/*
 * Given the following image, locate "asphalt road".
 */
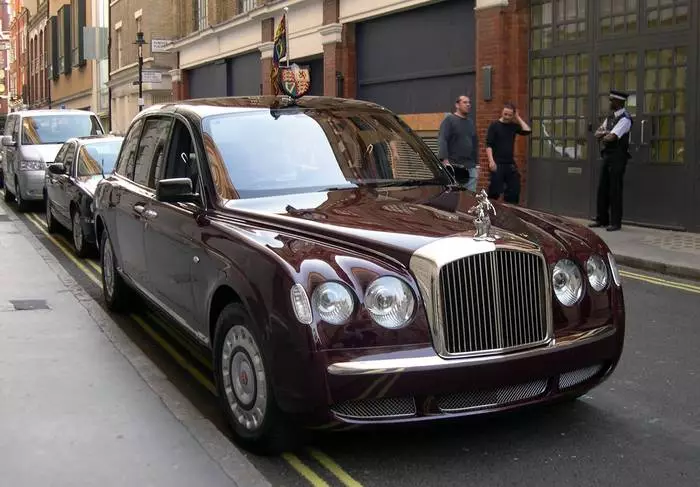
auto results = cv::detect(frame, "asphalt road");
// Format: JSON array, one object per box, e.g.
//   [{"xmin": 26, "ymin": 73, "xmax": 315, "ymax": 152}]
[{"xmin": 6, "ymin": 198, "xmax": 699, "ymax": 487}]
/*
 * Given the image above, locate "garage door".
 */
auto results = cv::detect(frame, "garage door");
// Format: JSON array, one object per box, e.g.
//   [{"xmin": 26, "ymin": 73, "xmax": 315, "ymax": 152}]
[
  {"xmin": 227, "ymin": 51, "xmax": 262, "ymax": 96},
  {"xmin": 356, "ymin": 0, "xmax": 476, "ymax": 115},
  {"xmin": 188, "ymin": 61, "xmax": 227, "ymax": 99}
]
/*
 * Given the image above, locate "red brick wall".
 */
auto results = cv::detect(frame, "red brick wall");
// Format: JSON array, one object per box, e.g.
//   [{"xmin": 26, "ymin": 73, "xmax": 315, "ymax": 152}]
[
  {"xmin": 322, "ymin": 0, "xmax": 356, "ymax": 98},
  {"xmin": 475, "ymin": 0, "xmax": 530, "ymax": 202},
  {"xmin": 261, "ymin": 17, "xmax": 274, "ymax": 95}
]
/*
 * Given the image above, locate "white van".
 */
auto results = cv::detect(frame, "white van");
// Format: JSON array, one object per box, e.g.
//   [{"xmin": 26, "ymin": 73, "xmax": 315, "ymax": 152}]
[{"xmin": 1, "ymin": 109, "xmax": 105, "ymax": 211}]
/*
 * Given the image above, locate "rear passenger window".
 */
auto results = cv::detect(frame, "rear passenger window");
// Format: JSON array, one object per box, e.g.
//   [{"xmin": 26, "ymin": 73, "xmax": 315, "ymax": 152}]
[
  {"xmin": 114, "ymin": 119, "xmax": 144, "ymax": 179},
  {"xmin": 132, "ymin": 117, "xmax": 172, "ymax": 188}
]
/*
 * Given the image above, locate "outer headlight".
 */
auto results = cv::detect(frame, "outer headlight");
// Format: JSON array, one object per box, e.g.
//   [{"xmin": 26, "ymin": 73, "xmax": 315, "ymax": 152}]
[
  {"xmin": 552, "ymin": 259, "xmax": 583, "ymax": 306},
  {"xmin": 311, "ymin": 282, "xmax": 355, "ymax": 325},
  {"xmin": 20, "ymin": 160, "xmax": 43, "ymax": 171},
  {"xmin": 586, "ymin": 254, "xmax": 610, "ymax": 291},
  {"xmin": 364, "ymin": 276, "xmax": 415, "ymax": 329}
]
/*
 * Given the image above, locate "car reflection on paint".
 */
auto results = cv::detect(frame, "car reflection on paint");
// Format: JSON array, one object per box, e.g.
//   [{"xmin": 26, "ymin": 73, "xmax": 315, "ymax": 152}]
[
  {"xmin": 44, "ymin": 135, "xmax": 124, "ymax": 256},
  {"xmin": 91, "ymin": 95, "xmax": 626, "ymax": 455}
]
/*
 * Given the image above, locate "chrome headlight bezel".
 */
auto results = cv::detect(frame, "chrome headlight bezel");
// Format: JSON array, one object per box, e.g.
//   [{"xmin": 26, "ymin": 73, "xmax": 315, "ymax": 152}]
[
  {"xmin": 364, "ymin": 276, "xmax": 416, "ymax": 330},
  {"xmin": 552, "ymin": 259, "xmax": 584, "ymax": 307}
]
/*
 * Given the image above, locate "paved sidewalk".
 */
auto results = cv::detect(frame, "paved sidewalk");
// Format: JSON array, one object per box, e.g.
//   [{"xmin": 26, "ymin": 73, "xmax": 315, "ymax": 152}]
[
  {"xmin": 568, "ymin": 217, "xmax": 700, "ymax": 281},
  {"xmin": 0, "ymin": 205, "xmax": 270, "ymax": 486}
]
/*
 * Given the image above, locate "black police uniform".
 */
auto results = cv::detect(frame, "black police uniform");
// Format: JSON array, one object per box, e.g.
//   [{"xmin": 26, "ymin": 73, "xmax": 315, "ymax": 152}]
[{"xmin": 593, "ymin": 91, "xmax": 633, "ymax": 231}]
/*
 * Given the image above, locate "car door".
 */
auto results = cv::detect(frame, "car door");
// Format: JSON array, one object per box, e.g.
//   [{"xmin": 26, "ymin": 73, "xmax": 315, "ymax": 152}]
[
  {"xmin": 143, "ymin": 116, "xmax": 207, "ymax": 339},
  {"xmin": 4, "ymin": 115, "xmax": 18, "ymax": 192},
  {"xmin": 109, "ymin": 118, "xmax": 151, "ymax": 285},
  {"xmin": 46, "ymin": 143, "xmax": 69, "ymax": 220},
  {"xmin": 54, "ymin": 142, "xmax": 77, "ymax": 221}
]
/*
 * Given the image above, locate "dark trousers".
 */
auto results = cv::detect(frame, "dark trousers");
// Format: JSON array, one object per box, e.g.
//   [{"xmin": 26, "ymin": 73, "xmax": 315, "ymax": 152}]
[
  {"xmin": 595, "ymin": 154, "xmax": 627, "ymax": 227},
  {"xmin": 487, "ymin": 163, "xmax": 520, "ymax": 204}
]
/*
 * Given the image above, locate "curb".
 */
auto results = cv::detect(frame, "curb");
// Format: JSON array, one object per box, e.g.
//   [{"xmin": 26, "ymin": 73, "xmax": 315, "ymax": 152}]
[{"xmin": 614, "ymin": 254, "xmax": 700, "ymax": 282}]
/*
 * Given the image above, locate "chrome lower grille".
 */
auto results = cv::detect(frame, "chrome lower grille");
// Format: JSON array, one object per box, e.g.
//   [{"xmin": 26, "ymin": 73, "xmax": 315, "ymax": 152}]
[
  {"xmin": 330, "ymin": 397, "xmax": 417, "ymax": 420},
  {"xmin": 437, "ymin": 380, "xmax": 548, "ymax": 413},
  {"xmin": 438, "ymin": 250, "xmax": 549, "ymax": 356},
  {"xmin": 559, "ymin": 364, "xmax": 604, "ymax": 390}
]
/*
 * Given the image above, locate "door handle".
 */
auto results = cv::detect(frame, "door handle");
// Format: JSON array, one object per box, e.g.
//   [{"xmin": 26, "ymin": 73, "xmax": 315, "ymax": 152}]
[
  {"xmin": 143, "ymin": 209, "xmax": 158, "ymax": 219},
  {"xmin": 133, "ymin": 204, "xmax": 145, "ymax": 215},
  {"xmin": 640, "ymin": 120, "xmax": 647, "ymax": 145}
]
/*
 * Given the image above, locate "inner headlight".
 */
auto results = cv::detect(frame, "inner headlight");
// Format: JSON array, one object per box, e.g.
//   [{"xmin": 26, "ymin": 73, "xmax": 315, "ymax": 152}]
[
  {"xmin": 20, "ymin": 160, "xmax": 43, "ymax": 171},
  {"xmin": 586, "ymin": 254, "xmax": 610, "ymax": 291},
  {"xmin": 552, "ymin": 259, "xmax": 583, "ymax": 306},
  {"xmin": 311, "ymin": 282, "xmax": 355, "ymax": 325},
  {"xmin": 364, "ymin": 276, "xmax": 415, "ymax": 329}
]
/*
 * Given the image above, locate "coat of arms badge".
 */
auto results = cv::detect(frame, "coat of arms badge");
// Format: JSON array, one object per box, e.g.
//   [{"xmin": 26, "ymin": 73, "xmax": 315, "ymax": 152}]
[{"xmin": 278, "ymin": 64, "xmax": 311, "ymax": 99}]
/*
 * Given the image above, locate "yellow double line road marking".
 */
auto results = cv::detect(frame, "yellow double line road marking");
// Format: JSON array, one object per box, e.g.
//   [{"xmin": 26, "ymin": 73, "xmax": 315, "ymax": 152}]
[
  {"xmin": 619, "ymin": 269, "xmax": 700, "ymax": 295},
  {"xmin": 21, "ymin": 210, "xmax": 364, "ymax": 487}
]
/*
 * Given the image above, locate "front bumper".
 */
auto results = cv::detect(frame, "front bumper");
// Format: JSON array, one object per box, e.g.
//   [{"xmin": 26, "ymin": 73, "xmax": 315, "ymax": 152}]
[
  {"xmin": 286, "ymin": 321, "xmax": 624, "ymax": 428},
  {"xmin": 17, "ymin": 170, "xmax": 46, "ymax": 201}
]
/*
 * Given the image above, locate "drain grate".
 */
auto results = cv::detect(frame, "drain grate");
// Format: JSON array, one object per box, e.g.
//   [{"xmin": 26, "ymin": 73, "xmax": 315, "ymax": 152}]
[{"xmin": 10, "ymin": 299, "xmax": 50, "ymax": 311}]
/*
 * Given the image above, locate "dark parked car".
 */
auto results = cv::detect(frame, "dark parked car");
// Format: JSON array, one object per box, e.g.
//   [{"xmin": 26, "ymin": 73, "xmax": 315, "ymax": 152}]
[
  {"xmin": 45, "ymin": 135, "xmax": 124, "ymax": 256},
  {"xmin": 92, "ymin": 96, "xmax": 626, "ymax": 454}
]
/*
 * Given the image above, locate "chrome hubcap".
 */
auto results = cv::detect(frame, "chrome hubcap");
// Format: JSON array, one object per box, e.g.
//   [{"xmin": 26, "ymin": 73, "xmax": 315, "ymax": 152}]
[
  {"xmin": 221, "ymin": 325, "xmax": 267, "ymax": 432},
  {"xmin": 102, "ymin": 238, "xmax": 114, "ymax": 298},
  {"xmin": 73, "ymin": 213, "xmax": 83, "ymax": 250}
]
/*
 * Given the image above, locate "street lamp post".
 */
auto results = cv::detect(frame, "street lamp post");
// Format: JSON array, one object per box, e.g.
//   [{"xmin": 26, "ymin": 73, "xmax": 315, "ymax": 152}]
[{"xmin": 135, "ymin": 32, "xmax": 146, "ymax": 112}]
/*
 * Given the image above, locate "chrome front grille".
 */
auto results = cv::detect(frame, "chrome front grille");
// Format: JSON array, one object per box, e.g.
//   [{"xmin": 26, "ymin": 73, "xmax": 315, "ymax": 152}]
[{"xmin": 438, "ymin": 249, "xmax": 549, "ymax": 356}]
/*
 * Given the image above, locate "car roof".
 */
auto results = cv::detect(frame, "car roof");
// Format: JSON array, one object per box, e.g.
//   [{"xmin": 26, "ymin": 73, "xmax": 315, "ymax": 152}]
[
  {"xmin": 66, "ymin": 135, "xmax": 124, "ymax": 147},
  {"xmin": 14, "ymin": 109, "xmax": 98, "ymax": 116},
  {"xmin": 138, "ymin": 96, "xmax": 389, "ymax": 120}
]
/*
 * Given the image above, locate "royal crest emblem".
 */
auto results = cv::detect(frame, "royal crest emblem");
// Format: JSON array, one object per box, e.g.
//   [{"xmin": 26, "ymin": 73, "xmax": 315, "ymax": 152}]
[
  {"xmin": 468, "ymin": 189, "xmax": 499, "ymax": 241},
  {"xmin": 278, "ymin": 64, "xmax": 311, "ymax": 99}
]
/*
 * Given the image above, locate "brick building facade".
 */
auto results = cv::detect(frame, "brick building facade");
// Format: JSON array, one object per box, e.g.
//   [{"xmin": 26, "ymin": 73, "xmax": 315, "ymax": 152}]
[
  {"xmin": 109, "ymin": 0, "xmax": 178, "ymax": 133},
  {"xmin": 166, "ymin": 0, "xmax": 700, "ymax": 232}
]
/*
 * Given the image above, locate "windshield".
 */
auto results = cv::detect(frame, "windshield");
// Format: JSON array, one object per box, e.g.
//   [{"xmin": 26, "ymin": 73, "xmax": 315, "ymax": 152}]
[
  {"xmin": 77, "ymin": 139, "xmax": 123, "ymax": 176},
  {"xmin": 22, "ymin": 114, "xmax": 103, "ymax": 145},
  {"xmin": 201, "ymin": 107, "xmax": 451, "ymax": 199}
]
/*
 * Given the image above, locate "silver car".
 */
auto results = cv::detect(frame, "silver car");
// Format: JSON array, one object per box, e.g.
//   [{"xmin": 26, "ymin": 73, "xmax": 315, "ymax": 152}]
[{"xmin": 1, "ymin": 109, "xmax": 105, "ymax": 211}]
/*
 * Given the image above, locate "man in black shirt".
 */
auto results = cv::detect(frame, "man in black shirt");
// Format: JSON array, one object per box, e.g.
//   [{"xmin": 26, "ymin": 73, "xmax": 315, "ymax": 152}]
[
  {"xmin": 438, "ymin": 95, "xmax": 479, "ymax": 191},
  {"xmin": 485, "ymin": 102, "xmax": 531, "ymax": 204}
]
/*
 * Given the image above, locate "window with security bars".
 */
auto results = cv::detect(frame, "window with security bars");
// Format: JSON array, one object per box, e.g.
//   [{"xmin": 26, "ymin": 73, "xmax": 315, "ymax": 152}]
[
  {"xmin": 643, "ymin": 46, "xmax": 686, "ymax": 164},
  {"xmin": 530, "ymin": 54, "xmax": 589, "ymax": 160},
  {"xmin": 596, "ymin": 51, "xmax": 638, "ymax": 121},
  {"xmin": 238, "ymin": 0, "xmax": 258, "ymax": 14},
  {"xmin": 645, "ymin": 0, "xmax": 689, "ymax": 28},
  {"xmin": 531, "ymin": 0, "xmax": 587, "ymax": 50}
]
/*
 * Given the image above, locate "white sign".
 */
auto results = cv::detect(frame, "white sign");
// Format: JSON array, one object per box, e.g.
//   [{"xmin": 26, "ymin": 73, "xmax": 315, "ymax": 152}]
[
  {"xmin": 142, "ymin": 70, "xmax": 162, "ymax": 83},
  {"xmin": 151, "ymin": 39, "xmax": 171, "ymax": 53}
]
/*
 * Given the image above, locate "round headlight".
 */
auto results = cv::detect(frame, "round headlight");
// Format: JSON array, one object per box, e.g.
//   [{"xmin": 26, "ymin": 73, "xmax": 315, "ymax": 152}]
[
  {"xmin": 311, "ymin": 282, "xmax": 355, "ymax": 325},
  {"xmin": 586, "ymin": 254, "xmax": 610, "ymax": 291},
  {"xmin": 364, "ymin": 276, "xmax": 415, "ymax": 329},
  {"xmin": 552, "ymin": 259, "xmax": 583, "ymax": 306}
]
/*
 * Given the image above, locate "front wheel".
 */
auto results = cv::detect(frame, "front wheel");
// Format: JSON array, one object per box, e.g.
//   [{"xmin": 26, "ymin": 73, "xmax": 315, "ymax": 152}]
[
  {"xmin": 213, "ymin": 303, "xmax": 298, "ymax": 455},
  {"xmin": 100, "ymin": 229, "xmax": 130, "ymax": 311}
]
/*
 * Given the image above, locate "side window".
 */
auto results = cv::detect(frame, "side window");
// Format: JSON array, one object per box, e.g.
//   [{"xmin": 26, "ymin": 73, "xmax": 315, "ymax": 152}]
[
  {"xmin": 114, "ymin": 119, "xmax": 144, "ymax": 179},
  {"xmin": 12, "ymin": 117, "xmax": 20, "ymax": 141},
  {"xmin": 132, "ymin": 117, "xmax": 173, "ymax": 188},
  {"xmin": 163, "ymin": 120, "xmax": 200, "ymax": 192},
  {"xmin": 53, "ymin": 144, "xmax": 69, "ymax": 164},
  {"xmin": 63, "ymin": 143, "xmax": 77, "ymax": 176}
]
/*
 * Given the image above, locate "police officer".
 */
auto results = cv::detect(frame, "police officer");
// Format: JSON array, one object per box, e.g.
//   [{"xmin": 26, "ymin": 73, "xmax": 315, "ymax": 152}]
[{"xmin": 590, "ymin": 89, "xmax": 633, "ymax": 232}]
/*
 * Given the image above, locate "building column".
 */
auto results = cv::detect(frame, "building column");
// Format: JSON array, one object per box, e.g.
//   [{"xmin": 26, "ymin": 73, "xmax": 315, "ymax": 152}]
[
  {"xmin": 321, "ymin": 0, "xmax": 355, "ymax": 98},
  {"xmin": 169, "ymin": 68, "xmax": 189, "ymax": 101},
  {"xmin": 260, "ymin": 18, "xmax": 274, "ymax": 95},
  {"xmin": 475, "ymin": 0, "xmax": 530, "ymax": 202}
]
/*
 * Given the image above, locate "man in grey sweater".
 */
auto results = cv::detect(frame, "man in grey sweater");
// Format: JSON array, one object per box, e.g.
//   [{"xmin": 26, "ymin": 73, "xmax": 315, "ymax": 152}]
[{"xmin": 438, "ymin": 95, "xmax": 479, "ymax": 191}]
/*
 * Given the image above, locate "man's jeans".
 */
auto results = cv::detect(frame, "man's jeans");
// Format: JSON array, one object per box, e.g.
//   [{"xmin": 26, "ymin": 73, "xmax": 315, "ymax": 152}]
[{"xmin": 453, "ymin": 165, "xmax": 479, "ymax": 192}]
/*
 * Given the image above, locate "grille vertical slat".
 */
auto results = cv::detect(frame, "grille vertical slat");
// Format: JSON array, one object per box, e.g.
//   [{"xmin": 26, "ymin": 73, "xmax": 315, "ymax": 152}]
[{"xmin": 438, "ymin": 250, "xmax": 549, "ymax": 356}]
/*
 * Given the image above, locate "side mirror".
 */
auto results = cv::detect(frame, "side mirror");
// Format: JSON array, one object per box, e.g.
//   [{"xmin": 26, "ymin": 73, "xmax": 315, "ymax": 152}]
[
  {"xmin": 1, "ymin": 135, "xmax": 16, "ymax": 147},
  {"xmin": 156, "ymin": 177, "xmax": 198, "ymax": 203},
  {"xmin": 48, "ymin": 163, "xmax": 66, "ymax": 175}
]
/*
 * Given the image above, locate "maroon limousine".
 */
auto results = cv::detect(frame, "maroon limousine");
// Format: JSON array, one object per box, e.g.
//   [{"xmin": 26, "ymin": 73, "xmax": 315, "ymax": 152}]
[{"xmin": 92, "ymin": 95, "xmax": 625, "ymax": 454}]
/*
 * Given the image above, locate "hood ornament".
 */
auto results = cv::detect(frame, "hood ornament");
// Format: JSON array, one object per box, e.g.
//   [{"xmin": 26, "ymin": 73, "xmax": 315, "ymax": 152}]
[{"xmin": 468, "ymin": 189, "xmax": 499, "ymax": 241}]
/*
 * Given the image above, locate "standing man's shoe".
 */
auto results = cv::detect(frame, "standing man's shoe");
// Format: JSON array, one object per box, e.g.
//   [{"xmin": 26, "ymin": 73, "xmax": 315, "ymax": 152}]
[{"xmin": 606, "ymin": 225, "xmax": 621, "ymax": 231}]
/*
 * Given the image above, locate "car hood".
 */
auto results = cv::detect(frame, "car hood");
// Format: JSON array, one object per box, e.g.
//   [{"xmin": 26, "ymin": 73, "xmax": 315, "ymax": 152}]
[
  {"xmin": 220, "ymin": 186, "xmax": 599, "ymax": 266},
  {"xmin": 22, "ymin": 144, "xmax": 63, "ymax": 163}
]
